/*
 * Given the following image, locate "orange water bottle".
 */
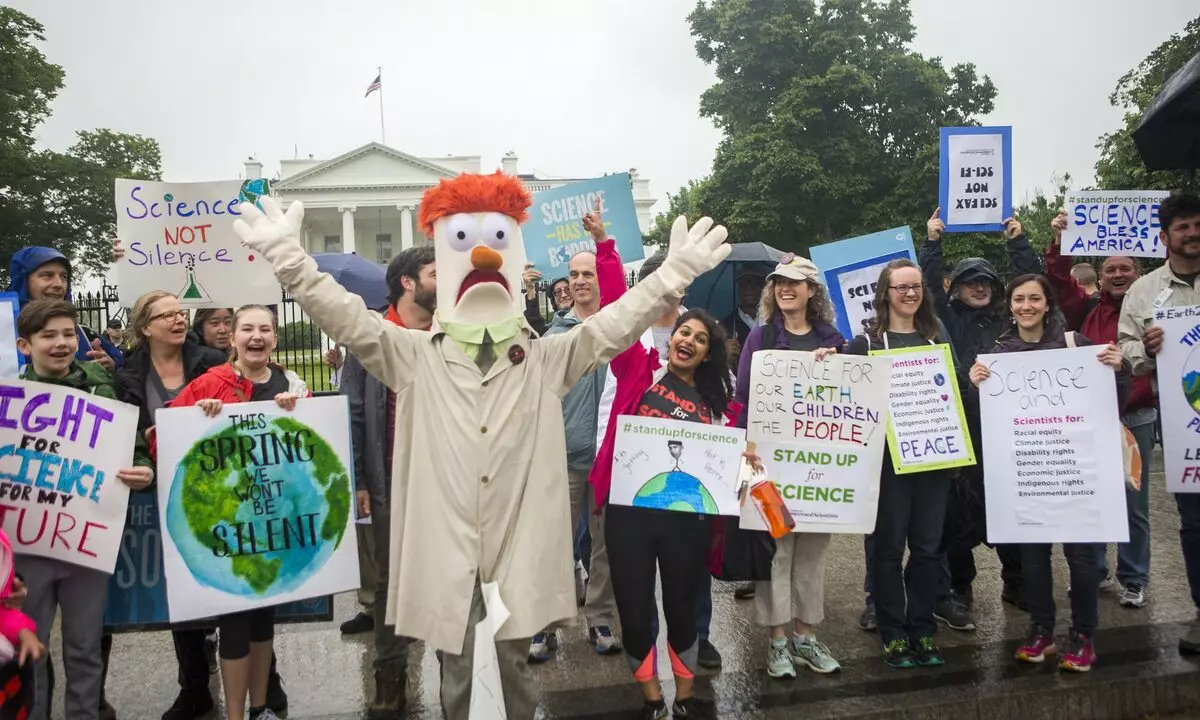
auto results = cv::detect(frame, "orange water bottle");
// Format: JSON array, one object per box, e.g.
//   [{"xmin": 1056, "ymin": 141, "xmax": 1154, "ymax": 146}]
[{"xmin": 742, "ymin": 442, "xmax": 795, "ymax": 539}]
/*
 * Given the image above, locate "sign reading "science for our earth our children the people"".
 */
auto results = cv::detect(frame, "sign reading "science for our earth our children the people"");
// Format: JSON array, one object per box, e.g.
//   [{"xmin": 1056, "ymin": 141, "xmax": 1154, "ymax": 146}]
[
  {"xmin": 0, "ymin": 380, "xmax": 138, "ymax": 573},
  {"xmin": 1061, "ymin": 191, "xmax": 1171, "ymax": 258},
  {"xmin": 978, "ymin": 345, "xmax": 1128, "ymax": 544},
  {"xmin": 745, "ymin": 351, "xmax": 892, "ymax": 534},
  {"xmin": 115, "ymin": 179, "xmax": 282, "ymax": 309},
  {"xmin": 1154, "ymin": 306, "xmax": 1200, "ymax": 493},
  {"xmin": 155, "ymin": 396, "xmax": 358, "ymax": 623}
]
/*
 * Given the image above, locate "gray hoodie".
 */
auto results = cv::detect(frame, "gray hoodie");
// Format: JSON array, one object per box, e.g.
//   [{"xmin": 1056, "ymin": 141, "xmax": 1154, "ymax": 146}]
[{"xmin": 545, "ymin": 309, "xmax": 607, "ymax": 471}]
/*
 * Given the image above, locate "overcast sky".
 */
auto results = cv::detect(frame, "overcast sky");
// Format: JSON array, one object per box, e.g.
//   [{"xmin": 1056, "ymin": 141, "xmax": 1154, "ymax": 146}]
[{"xmin": 15, "ymin": 0, "xmax": 1198, "ymax": 218}]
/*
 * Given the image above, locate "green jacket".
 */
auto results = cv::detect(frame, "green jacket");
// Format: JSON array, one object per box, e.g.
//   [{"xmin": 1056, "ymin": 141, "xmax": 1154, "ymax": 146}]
[{"xmin": 20, "ymin": 360, "xmax": 155, "ymax": 474}]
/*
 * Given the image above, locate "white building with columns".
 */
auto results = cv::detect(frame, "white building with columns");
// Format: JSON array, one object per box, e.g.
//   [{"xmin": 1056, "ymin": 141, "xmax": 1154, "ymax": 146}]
[{"xmin": 247, "ymin": 143, "xmax": 657, "ymax": 265}]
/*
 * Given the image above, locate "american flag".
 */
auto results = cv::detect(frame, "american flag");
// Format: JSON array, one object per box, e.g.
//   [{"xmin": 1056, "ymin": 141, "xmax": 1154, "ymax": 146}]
[{"xmin": 364, "ymin": 73, "xmax": 381, "ymax": 98}]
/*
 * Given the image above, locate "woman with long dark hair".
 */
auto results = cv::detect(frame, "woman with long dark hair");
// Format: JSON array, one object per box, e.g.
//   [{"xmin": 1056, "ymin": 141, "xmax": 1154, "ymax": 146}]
[
  {"xmin": 969, "ymin": 273, "xmax": 1128, "ymax": 672},
  {"xmin": 192, "ymin": 307, "xmax": 234, "ymax": 354},
  {"xmin": 848, "ymin": 258, "xmax": 955, "ymax": 668}
]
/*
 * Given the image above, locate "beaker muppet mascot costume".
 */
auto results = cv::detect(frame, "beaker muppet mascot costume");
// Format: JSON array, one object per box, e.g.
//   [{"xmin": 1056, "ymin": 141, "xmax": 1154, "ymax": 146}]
[{"xmin": 232, "ymin": 172, "xmax": 729, "ymax": 718}]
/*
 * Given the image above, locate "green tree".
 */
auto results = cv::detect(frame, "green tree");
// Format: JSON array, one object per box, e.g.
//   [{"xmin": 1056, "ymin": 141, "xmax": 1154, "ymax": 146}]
[
  {"xmin": 688, "ymin": 0, "xmax": 997, "ymax": 255},
  {"xmin": 644, "ymin": 179, "xmax": 710, "ymax": 250},
  {"xmin": 0, "ymin": 8, "xmax": 162, "ymax": 283},
  {"xmin": 278, "ymin": 321, "xmax": 322, "ymax": 352},
  {"xmin": 1094, "ymin": 15, "xmax": 1200, "ymax": 191}
]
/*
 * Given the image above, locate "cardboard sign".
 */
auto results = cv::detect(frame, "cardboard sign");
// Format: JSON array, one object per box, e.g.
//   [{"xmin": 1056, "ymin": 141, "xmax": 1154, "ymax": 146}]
[
  {"xmin": 939, "ymin": 126, "xmax": 1013, "ymax": 232},
  {"xmin": 522, "ymin": 173, "xmax": 645, "ymax": 274},
  {"xmin": 0, "ymin": 294, "xmax": 19, "ymax": 378},
  {"xmin": 809, "ymin": 226, "xmax": 917, "ymax": 339},
  {"xmin": 115, "ymin": 179, "xmax": 282, "ymax": 308},
  {"xmin": 871, "ymin": 344, "xmax": 975, "ymax": 474},
  {"xmin": 609, "ymin": 416, "xmax": 745, "ymax": 516},
  {"xmin": 1154, "ymin": 305, "xmax": 1200, "ymax": 493},
  {"xmin": 1062, "ymin": 191, "xmax": 1170, "ymax": 258},
  {"xmin": 156, "ymin": 396, "xmax": 358, "ymax": 622},
  {"xmin": 978, "ymin": 345, "xmax": 1128, "ymax": 543},
  {"xmin": 0, "ymin": 379, "xmax": 137, "ymax": 572},
  {"xmin": 744, "ymin": 351, "xmax": 892, "ymax": 533}
]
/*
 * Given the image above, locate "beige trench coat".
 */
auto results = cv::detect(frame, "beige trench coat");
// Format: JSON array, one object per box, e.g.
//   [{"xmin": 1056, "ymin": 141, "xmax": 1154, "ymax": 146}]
[{"xmin": 268, "ymin": 240, "xmax": 678, "ymax": 654}]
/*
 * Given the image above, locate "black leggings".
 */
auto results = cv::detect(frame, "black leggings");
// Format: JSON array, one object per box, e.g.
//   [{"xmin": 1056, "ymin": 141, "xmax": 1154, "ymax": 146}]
[
  {"xmin": 605, "ymin": 505, "xmax": 710, "ymax": 681},
  {"xmin": 218, "ymin": 608, "xmax": 275, "ymax": 660}
]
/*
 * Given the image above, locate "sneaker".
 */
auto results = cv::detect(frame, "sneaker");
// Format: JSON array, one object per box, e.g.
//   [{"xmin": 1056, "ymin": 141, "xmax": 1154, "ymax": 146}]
[
  {"xmin": 672, "ymin": 696, "xmax": 711, "ymax": 718},
  {"xmin": 697, "ymin": 638, "xmax": 722, "ymax": 669},
  {"xmin": 1099, "ymin": 575, "xmax": 1115, "ymax": 591},
  {"xmin": 250, "ymin": 708, "xmax": 281, "ymax": 720},
  {"xmin": 588, "ymin": 626, "xmax": 622, "ymax": 655},
  {"xmin": 99, "ymin": 698, "xmax": 117, "ymax": 720},
  {"xmin": 1058, "ymin": 631, "xmax": 1096, "ymax": 672},
  {"xmin": 161, "ymin": 690, "xmax": 215, "ymax": 720},
  {"xmin": 1001, "ymin": 582, "xmax": 1028, "ymax": 611},
  {"xmin": 882, "ymin": 638, "xmax": 916, "ymax": 669},
  {"xmin": 340, "ymin": 611, "xmax": 375, "ymax": 635},
  {"xmin": 952, "ymin": 587, "xmax": 975, "ymax": 610},
  {"xmin": 933, "ymin": 598, "xmax": 976, "ymax": 632},
  {"xmin": 913, "ymin": 636, "xmax": 944, "ymax": 667},
  {"xmin": 858, "ymin": 601, "xmax": 877, "ymax": 632},
  {"xmin": 1119, "ymin": 583, "xmax": 1147, "ymax": 608},
  {"xmin": 734, "ymin": 583, "xmax": 756, "ymax": 600},
  {"xmin": 766, "ymin": 637, "xmax": 796, "ymax": 678},
  {"xmin": 528, "ymin": 631, "xmax": 558, "ymax": 663},
  {"xmin": 1015, "ymin": 625, "xmax": 1057, "ymax": 664},
  {"xmin": 1181, "ymin": 614, "xmax": 1200, "ymax": 654},
  {"xmin": 789, "ymin": 635, "xmax": 841, "ymax": 674},
  {"xmin": 639, "ymin": 700, "xmax": 668, "ymax": 720},
  {"xmin": 266, "ymin": 669, "xmax": 288, "ymax": 717}
]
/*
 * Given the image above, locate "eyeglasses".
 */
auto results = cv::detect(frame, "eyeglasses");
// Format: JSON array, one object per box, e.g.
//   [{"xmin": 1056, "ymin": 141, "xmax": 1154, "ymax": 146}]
[
  {"xmin": 150, "ymin": 310, "xmax": 188, "ymax": 322},
  {"xmin": 889, "ymin": 283, "xmax": 924, "ymax": 295}
]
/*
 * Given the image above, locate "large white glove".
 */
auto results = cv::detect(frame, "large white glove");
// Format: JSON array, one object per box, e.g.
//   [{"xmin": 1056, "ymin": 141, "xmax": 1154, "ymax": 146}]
[
  {"xmin": 655, "ymin": 215, "xmax": 731, "ymax": 295},
  {"xmin": 232, "ymin": 197, "xmax": 306, "ymax": 262}
]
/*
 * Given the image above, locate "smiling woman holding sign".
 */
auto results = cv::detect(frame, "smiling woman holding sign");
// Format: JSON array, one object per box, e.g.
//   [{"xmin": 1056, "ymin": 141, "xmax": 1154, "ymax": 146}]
[{"xmin": 969, "ymin": 274, "xmax": 1128, "ymax": 673}]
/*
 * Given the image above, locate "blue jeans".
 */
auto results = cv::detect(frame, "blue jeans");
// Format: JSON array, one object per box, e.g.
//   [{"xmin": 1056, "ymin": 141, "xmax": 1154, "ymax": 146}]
[
  {"xmin": 1094, "ymin": 420, "xmax": 1154, "ymax": 587},
  {"xmin": 1176, "ymin": 493, "xmax": 1200, "ymax": 610}
]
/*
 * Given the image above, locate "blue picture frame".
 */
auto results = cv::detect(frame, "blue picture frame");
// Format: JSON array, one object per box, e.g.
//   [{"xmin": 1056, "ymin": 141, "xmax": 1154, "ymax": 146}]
[
  {"xmin": 938, "ymin": 126, "xmax": 1013, "ymax": 233},
  {"xmin": 809, "ymin": 226, "xmax": 916, "ymax": 340}
]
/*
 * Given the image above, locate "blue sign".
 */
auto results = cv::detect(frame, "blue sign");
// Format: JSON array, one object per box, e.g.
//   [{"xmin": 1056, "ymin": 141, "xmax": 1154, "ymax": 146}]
[
  {"xmin": 523, "ymin": 173, "xmax": 645, "ymax": 275},
  {"xmin": 809, "ymin": 226, "xmax": 917, "ymax": 339},
  {"xmin": 938, "ymin": 126, "xmax": 1013, "ymax": 233},
  {"xmin": 104, "ymin": 492, "xmax": 332, "ymax": 632}
]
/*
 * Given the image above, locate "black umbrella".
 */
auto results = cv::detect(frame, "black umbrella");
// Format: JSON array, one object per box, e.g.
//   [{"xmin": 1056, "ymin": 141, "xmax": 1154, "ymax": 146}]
[
  {"xmin": 1133, "ymin": 49, "xmax": 1200, "ymax": 172},
  {"xmin": 682, "ymin": 242, "xmax": 784, "ymax": 323}
]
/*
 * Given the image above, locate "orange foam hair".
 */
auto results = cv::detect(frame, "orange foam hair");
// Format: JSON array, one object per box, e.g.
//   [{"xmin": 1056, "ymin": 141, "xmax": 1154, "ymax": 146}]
[{"xmin": 418, "ymin": 172, "xmax": 532, "ymax": 236}]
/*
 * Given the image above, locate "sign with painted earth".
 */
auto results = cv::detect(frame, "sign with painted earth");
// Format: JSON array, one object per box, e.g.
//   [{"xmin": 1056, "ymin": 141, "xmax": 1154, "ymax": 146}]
[{"xmin": 156, "ymin": 397, "xmax": 359, "ymax": 622}]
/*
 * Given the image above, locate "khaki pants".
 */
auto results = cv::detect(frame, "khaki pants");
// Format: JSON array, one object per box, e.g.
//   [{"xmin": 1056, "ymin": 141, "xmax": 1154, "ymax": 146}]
[
  {"xmin": 356, "ymin": 522, "xmax": 377, "ymax": 611},
  {"xmin": 756, "ymin": 532, "xmax": 831, "ymax": 627},
  {"xmin": 568, "ymin": 468, "xmax": 616, "ymax": 628}
]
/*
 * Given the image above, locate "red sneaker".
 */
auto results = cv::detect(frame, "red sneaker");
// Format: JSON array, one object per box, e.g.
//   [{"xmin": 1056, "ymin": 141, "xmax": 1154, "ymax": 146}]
[
  {"xmin": 1015, "ymin": 626, "xmax": 1056, "ymax": 664},
  {"xmin": 1059, "ymin": 631, "xmax": 1096, "ymax": 672}
]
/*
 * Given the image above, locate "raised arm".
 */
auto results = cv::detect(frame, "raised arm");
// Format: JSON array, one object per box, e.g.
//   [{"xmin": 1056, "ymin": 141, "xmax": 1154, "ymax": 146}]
[
  {"xmin": 1045, "ymin": 212, "xmax": 1089, "ymax": 330},
  {"xmin": 919, "ymin": 208, "xmax": 949, "ymax": 316},
  {"xmin": 233, "ymin": 199, "xmax": 420, "ymax": 391},
  {"xmin": 595, "ymin": 237, "xmax": 628, "ymax": 309},
  {"xmin": 1003, "ymin": 216, "xmax": 1042, "ymax": 276}
]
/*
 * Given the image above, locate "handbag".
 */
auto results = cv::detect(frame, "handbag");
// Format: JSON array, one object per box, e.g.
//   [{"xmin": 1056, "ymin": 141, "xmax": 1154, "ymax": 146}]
[{"xmin": 707, "ymin": 515, "xmax": 775, "ymax": 582}]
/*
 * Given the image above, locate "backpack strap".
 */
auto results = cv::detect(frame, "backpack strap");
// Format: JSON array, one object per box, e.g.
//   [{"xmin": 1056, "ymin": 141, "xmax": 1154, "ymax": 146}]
[
  {"xmin": 762, "ymin": 321, "xmax": 777, "ymax": 352},
  {"xmin": 1065, "ymin": 331, "xmax": 1077, "ymax": 349}
]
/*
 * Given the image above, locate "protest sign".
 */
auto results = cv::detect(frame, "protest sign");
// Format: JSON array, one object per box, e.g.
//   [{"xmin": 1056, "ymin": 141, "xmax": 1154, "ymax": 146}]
[
  {"xmin": 1062, "ymin": 191, "xmax": 1170, "ymax": 258},
  {"xmin": 939, "ymin": 126, "xmax": 1013, "ymax": 232},
  {"xmin": 870, "ymin": 344, "xmax": 975, "ymax": 474},
  {"xmin": 156, "ymin": 396, "xmax": 358, "ymax": 623},
  {"xmin": 809, "ymin": 226, "xmax": 917, "ymax": 339},
  {"xmin": 522, "ymin": 173, "xmax": 645, "ymax": 274},
  {"xmin": 744, "ymin": 351, "xmax": 892, "ymax": 533},
  {"xmin": 609, "ymin": 416, "xmax": 744, "ymax": 516},
  {"xmin": 104, "ymin": 492, "xmax": 332, "ymax": 631},
  {"xmin": 115, "ymin": 178, "xmax": 282, "ymax": 309},
  {"xmin": 978, "ymin": 345, "xmax": 1127, "ymax": 543},
  {"xmin": 0, "ymin": 380, "xmax": 137, "ymax": 572},
  {"xmin": 0, "ymin": 294, "xmax": 19, "ymax": 378},
  {"xmin": 1153, "ymin": 305, "xmax": 1200, "ymax": 493}
]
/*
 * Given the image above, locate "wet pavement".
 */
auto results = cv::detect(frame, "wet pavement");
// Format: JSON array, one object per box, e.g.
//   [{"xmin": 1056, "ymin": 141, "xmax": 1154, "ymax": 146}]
[{"xmin": 52, "ymin": 449, "xmax": 1200, "ymax": 718}]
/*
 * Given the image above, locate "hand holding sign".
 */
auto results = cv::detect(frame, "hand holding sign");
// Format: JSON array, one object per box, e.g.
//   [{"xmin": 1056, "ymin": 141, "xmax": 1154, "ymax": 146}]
[
  {"xmin": 927, "ymin": 208, "xmax": 944, "ymax": 242},
  {"xmin": 1098, "ymin": 343, "xmax": 1124, "ymax": 369},
  {"xmin": 1144, "ymin": 325, "xmax": 1165, "ymax": 357},
  {"xmin": 117, "ymin": 466, "xmax": 154, "ymax": 491},
  {"xmin": 969, "ymin": 360, "xmax": 991, "ymax": 387},
  {"xmin": 1003, "ymin": 216, "xmax": 1022, "ymax": 240},
  {"xmin": 1051, "ymin": 211, "xmax": 1068, "ymax": 245},
  {"xmin": 581, "ymin": 196, "xmax": 605, "ymax": 242}
]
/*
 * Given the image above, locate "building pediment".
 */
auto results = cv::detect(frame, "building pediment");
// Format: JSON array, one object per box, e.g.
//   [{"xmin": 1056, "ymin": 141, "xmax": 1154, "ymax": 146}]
[{"xmin": 274, "ymin": 142, "xmax": 456, "ymax": 191}]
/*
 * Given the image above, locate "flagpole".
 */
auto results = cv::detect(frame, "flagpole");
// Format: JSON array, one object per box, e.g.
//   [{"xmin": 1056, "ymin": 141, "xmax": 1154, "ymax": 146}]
[{"xmin": 377, "ymin": 65, "xmax": 386, "ymax": 145}]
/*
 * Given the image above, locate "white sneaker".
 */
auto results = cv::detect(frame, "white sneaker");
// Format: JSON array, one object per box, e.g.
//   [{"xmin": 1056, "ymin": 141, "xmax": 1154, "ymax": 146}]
[
  {"xmin": 1119, "ymin": 583, "xmax": 1147, "ymax": 608},
  {"xmin": 766, "ymin": 637, "xmax": 796, "ymax": 679},
  {"xmin": 527, "ymin": 631, "xmax": 558, "ymax": 663}
]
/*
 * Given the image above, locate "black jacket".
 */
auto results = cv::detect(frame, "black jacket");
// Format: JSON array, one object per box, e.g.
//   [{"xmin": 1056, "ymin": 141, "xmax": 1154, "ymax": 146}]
[{"xmin": 115, "ymin": 338, "xmax": 228, "ymax": 431}]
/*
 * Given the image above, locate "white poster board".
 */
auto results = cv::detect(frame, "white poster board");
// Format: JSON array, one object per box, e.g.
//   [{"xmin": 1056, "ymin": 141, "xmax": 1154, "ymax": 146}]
[
  {"xmin": 744, "ymin": 351, "xmax": 892, "ymax": 533},
  {"xmin": 0, "ymin": 293, "xmax": 19, "ymax": 379},
  {"xmin": 0, "ymin": 379, "xmax": 137, "ymax": 572},
  {"xmin": 115, "ymin": 179, "xmax": 282, "ymax": 308},
  {"xmin": 609, "ymin": 416, "xmax": 744, "ymax": 516},
  {"xmin": 1154, "ymin": 305, "xmax": 1200, "ymax": 492},
  {"xmin": 978, "ymin": 345, "xmax": 1128, "ymax": 543},
  {"xmin": 156, "ymin": 396, "xmax": 359, "ymax": 622},
  {"xmin": 939, "ymin": 126, "xmax": 1012, "ymax": 232},
  {"xmin": 1062, "ymin": 191, "xmax": 1170, "ymax": 258}
]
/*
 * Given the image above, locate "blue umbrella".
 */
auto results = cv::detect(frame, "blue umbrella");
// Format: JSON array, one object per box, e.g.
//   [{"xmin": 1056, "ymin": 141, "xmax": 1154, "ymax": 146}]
[
  {"xmin": 312, "ymin": 253, "xmax": 389, "ymax": 310},
  {"xmin": 682, "ymin": 242, "xmax": 784, "ymax": 322}
]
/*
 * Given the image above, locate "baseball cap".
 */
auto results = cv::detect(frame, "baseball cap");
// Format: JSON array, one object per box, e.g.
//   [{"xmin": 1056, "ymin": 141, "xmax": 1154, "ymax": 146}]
[
  {"xmin": 107, "ymin": 318, "xmax": 123, "ymax": 329},
  {"xmin": 767, "ymin": 253, "xmax": 822, "ymax": 284}
]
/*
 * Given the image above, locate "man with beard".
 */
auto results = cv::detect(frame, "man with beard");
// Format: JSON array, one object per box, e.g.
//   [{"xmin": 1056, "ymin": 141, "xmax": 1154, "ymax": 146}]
[
  {"xmin": 341, "ymin": 245, "xmax": 435, "ymax": 717},
  {"xmin": 1047, "ymin": 221, "xmax": 1150, "ymax": 609},
  {"xmin": 1119, "ymin": 191, "xmax": 1200, "ymax": 653}
]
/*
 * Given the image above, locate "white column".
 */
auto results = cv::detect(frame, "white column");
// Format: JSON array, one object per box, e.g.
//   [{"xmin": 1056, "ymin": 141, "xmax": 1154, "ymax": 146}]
[
  {"xmin": 398, "ymin": 205, "xmax": 414, "ymax": 250},
  {"xmin": 339, "ymin": 206, "xmax": 357, "ymax": 254}
]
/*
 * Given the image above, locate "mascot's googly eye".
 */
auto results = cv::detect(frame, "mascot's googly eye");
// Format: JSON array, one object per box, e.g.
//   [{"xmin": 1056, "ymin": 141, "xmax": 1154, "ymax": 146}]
[
  {"xmin": 480, "ymin": 213, "xmax": 511, "ymax": 251},
  {"xmin": 445, "ymin": 214, "xmax": 480, "ymax": 252}
]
